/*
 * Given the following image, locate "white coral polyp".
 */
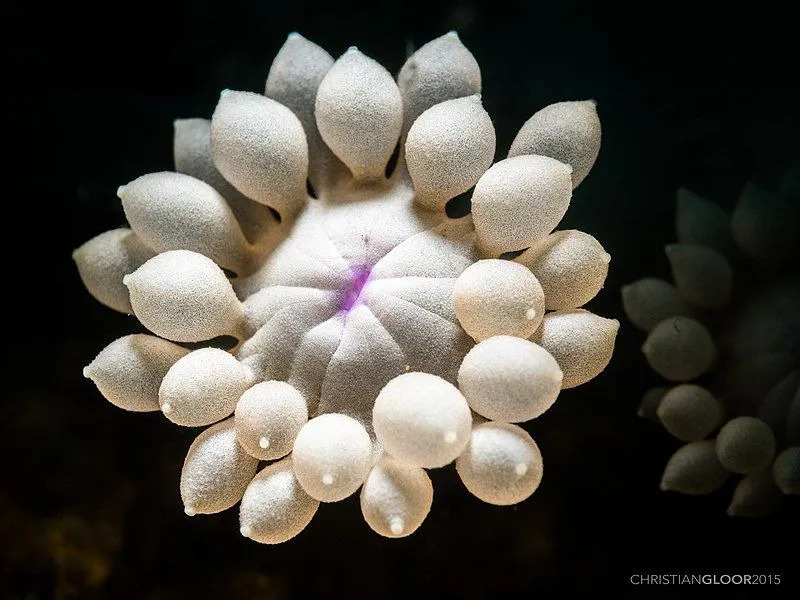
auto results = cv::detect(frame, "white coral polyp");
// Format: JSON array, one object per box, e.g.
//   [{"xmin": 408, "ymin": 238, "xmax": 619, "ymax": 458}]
[{"xmin": 76, "ymin": 31, "xmax": 615, "ymax": 542}]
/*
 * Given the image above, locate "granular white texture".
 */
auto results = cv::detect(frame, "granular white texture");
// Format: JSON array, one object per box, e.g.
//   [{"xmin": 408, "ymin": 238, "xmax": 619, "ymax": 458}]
[
  {"xmin": 239, "ymin": 457, "xmax": 319, "ymax": 544},
  {"xmin": 174, "ymin": 118, "xmax": 278, "ymax": 246},
  {"xmin": 508, "ymin": 100, "xmax": 601, "ymax": 188},
  {"xmin": 458, "ymin": 336, "xmax": 562, "ymax": 422},
  {"xmin": 119, "ymin": 171, "xmax": 253, "ymax": 274},
  {"xmin": 453, "ymin": 259, "xmax": 545, "ymax": 341},
  {"xmin": 531, "ymin": 309, "xmax": 619, "ymax": 389},
  {"xmin": 515, "ymin": 230, "xmax": 609, "ymax": 310},
  {"xmin": 234, "ymin": 381, "xmax": 308, "ymax": 460},
  {"xmin": 471, "ymin": 155, "xmax": 573, "ymax": 254},
  {"xmin": 360, "ymin": 455, "xmax": 433, "ymax": 537},
  {"xmin": 397, "ymin": 32, "xmax": 481, "ymax": 137},
  {"xmin": 373, "ymin": 372, "xmax": 472, "ymax": 468},
  {"xmin": 180, "ymin": 418, "xmax": 259, "ymax": 516},
  {"xmin": 456, "ymin": 422, "xmax": 543, "ymax": 505},
  {"xmin": 292, "ymin": 413, "xmax": 372, "ymax": 502},
  {"xmin": 265, "ymin": 33, "xmax": 340, "ymax": 193},
  {"xmin": 159, "ymin": 348, "xmax": 254, "ymax": 427},
  {"xmin": 73, "ymin": 228, "xmax": 155, "ymax": 313},
  {"xmin": 124, "ymin": 250, "xmax": 245, "ymax": 342},
  {"xmin": 84, "ymin": 334, "xmax": 189, "ymax": 412},
  {"xmin": 624, "ymin": 178, "xmax": 799, "ymax": 516},
  {"xmin": 76, "ymin": 31, "xmax": 615, "ymax": 542},
  {"xmin": 406, "ymin": 95, "xmax": 496, "ymax": 211},
  {"xmin": 315, "ymin": 48, "xmax": 402, "ymax": 181},
  {"xmin": 210, "ymin": 90, "xmax": 308, "ymax": 217}
]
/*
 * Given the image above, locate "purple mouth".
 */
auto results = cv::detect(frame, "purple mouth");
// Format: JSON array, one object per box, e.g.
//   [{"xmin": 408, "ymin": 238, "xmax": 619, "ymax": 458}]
[{"xmin": 341, "ymin": 267, "xmax": 372, "ymax": 312}]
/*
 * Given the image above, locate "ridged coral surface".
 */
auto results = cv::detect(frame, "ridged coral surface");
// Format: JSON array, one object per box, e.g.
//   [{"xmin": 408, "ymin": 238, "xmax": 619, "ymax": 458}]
[{"xmin": 75, "ymin": 31, "xmax": 615, "ymax": 543}]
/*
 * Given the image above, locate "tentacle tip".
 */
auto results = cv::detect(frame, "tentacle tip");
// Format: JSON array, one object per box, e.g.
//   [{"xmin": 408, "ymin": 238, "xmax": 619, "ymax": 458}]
[
  {"xmin": 241, "ymin": 363, "xmax": 257, "ymax": 385},
  {"xmin": 121, "ymin": 274, "xmax": 131, "ymax": 287},
  {"xmin": 470, "ymin": 92, "xmax": 482, "ymax": 101},
  {"xmin": 446, "ymin": 30, "xmax": 460, "ymax": 39},
  {"xmin": 389, "ymin": 517, "xmax": 404, "ymax": 536},
  {"xmin": 220, "ymin": 88, "xmax": 232, "ymax": 97},
  {"xmin": 726, "ymin": 505, "xmax": 737, "ymax": 517},
  {"xmin": 240, "ymin": 525, "xmax": 252, "ymax": 537},
  {"xmin": 82, "ymin": 365, "xmax": 92, "ymax": 379},
  {"xmin": 287, "ymin": 31, "xmax": 301, "ymax": 40},
  {"xmin": 345, "ymin": 45, "xmax": 359, "ymax": 54},
  {"xmin": 659, "ymin": 480, "xmax": 670, "ymax": 492},
  {"xmin": 116, "ymin": 185, "xmax": 126, "ymax": 198},
  {"xmin": 184, "ymin": 506, "xmax": 196, "ymax": 516},
  {"xmin": 601, "ymin": 252, "xmax": 611, "ymax": 264}
]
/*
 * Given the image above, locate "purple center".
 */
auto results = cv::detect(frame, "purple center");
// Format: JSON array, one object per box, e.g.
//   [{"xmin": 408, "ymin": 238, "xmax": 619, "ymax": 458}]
[{"xmin": 341, "ymin": 267, "xmax": 372, "ymax": 312}]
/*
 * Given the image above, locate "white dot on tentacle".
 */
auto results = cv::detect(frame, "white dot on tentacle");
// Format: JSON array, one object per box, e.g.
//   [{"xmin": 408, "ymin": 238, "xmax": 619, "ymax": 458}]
[
  {"xmin": 322, "ymin": 474, "xmax": 334, "ymax": 486},
  {"xmin": 390, "ymin": 517, "xmax": 404, "ymax": 536},
  {"xmin": 525, "ymin": 307, "xmax": 537, "ymax": 320},
  {"xmin": 515, "ymin": 463, "xmax": 528, "ymax": 476},
  {"xmin": 259, "ymin": 437, "xmax": 270, "ymax": 449},
  {"xmin": 162, "ymin": 403, "xmax": 172, "ymax": 414},
  {"xmin": 444, "ymin": 431, "xmax": 457, "ymax": 444}
]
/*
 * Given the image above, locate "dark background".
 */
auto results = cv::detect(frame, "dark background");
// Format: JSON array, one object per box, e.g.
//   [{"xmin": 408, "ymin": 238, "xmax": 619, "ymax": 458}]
[{"xmin": 4, "ymin": 0, "xmax": 798, "ymax": 597}]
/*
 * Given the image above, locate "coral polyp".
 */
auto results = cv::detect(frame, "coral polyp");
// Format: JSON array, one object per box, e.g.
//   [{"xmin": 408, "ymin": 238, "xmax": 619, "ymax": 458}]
[
  {"xmin": 623, "ymin": 176, "xmax": 799, "ymax": 517},
  {"xmin": 75, "ymin": 32, "xmax": 616, "ymax": 543}
]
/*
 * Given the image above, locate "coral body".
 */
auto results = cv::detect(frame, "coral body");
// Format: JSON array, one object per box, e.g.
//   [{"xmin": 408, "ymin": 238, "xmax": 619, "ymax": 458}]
[
  {"xmin": 75, "ymin": 32, "xmax": 616, "ymax": 542},
  {"xmin": 623, "ymin": 179, "xmax": 799, "ymax": 516}
]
